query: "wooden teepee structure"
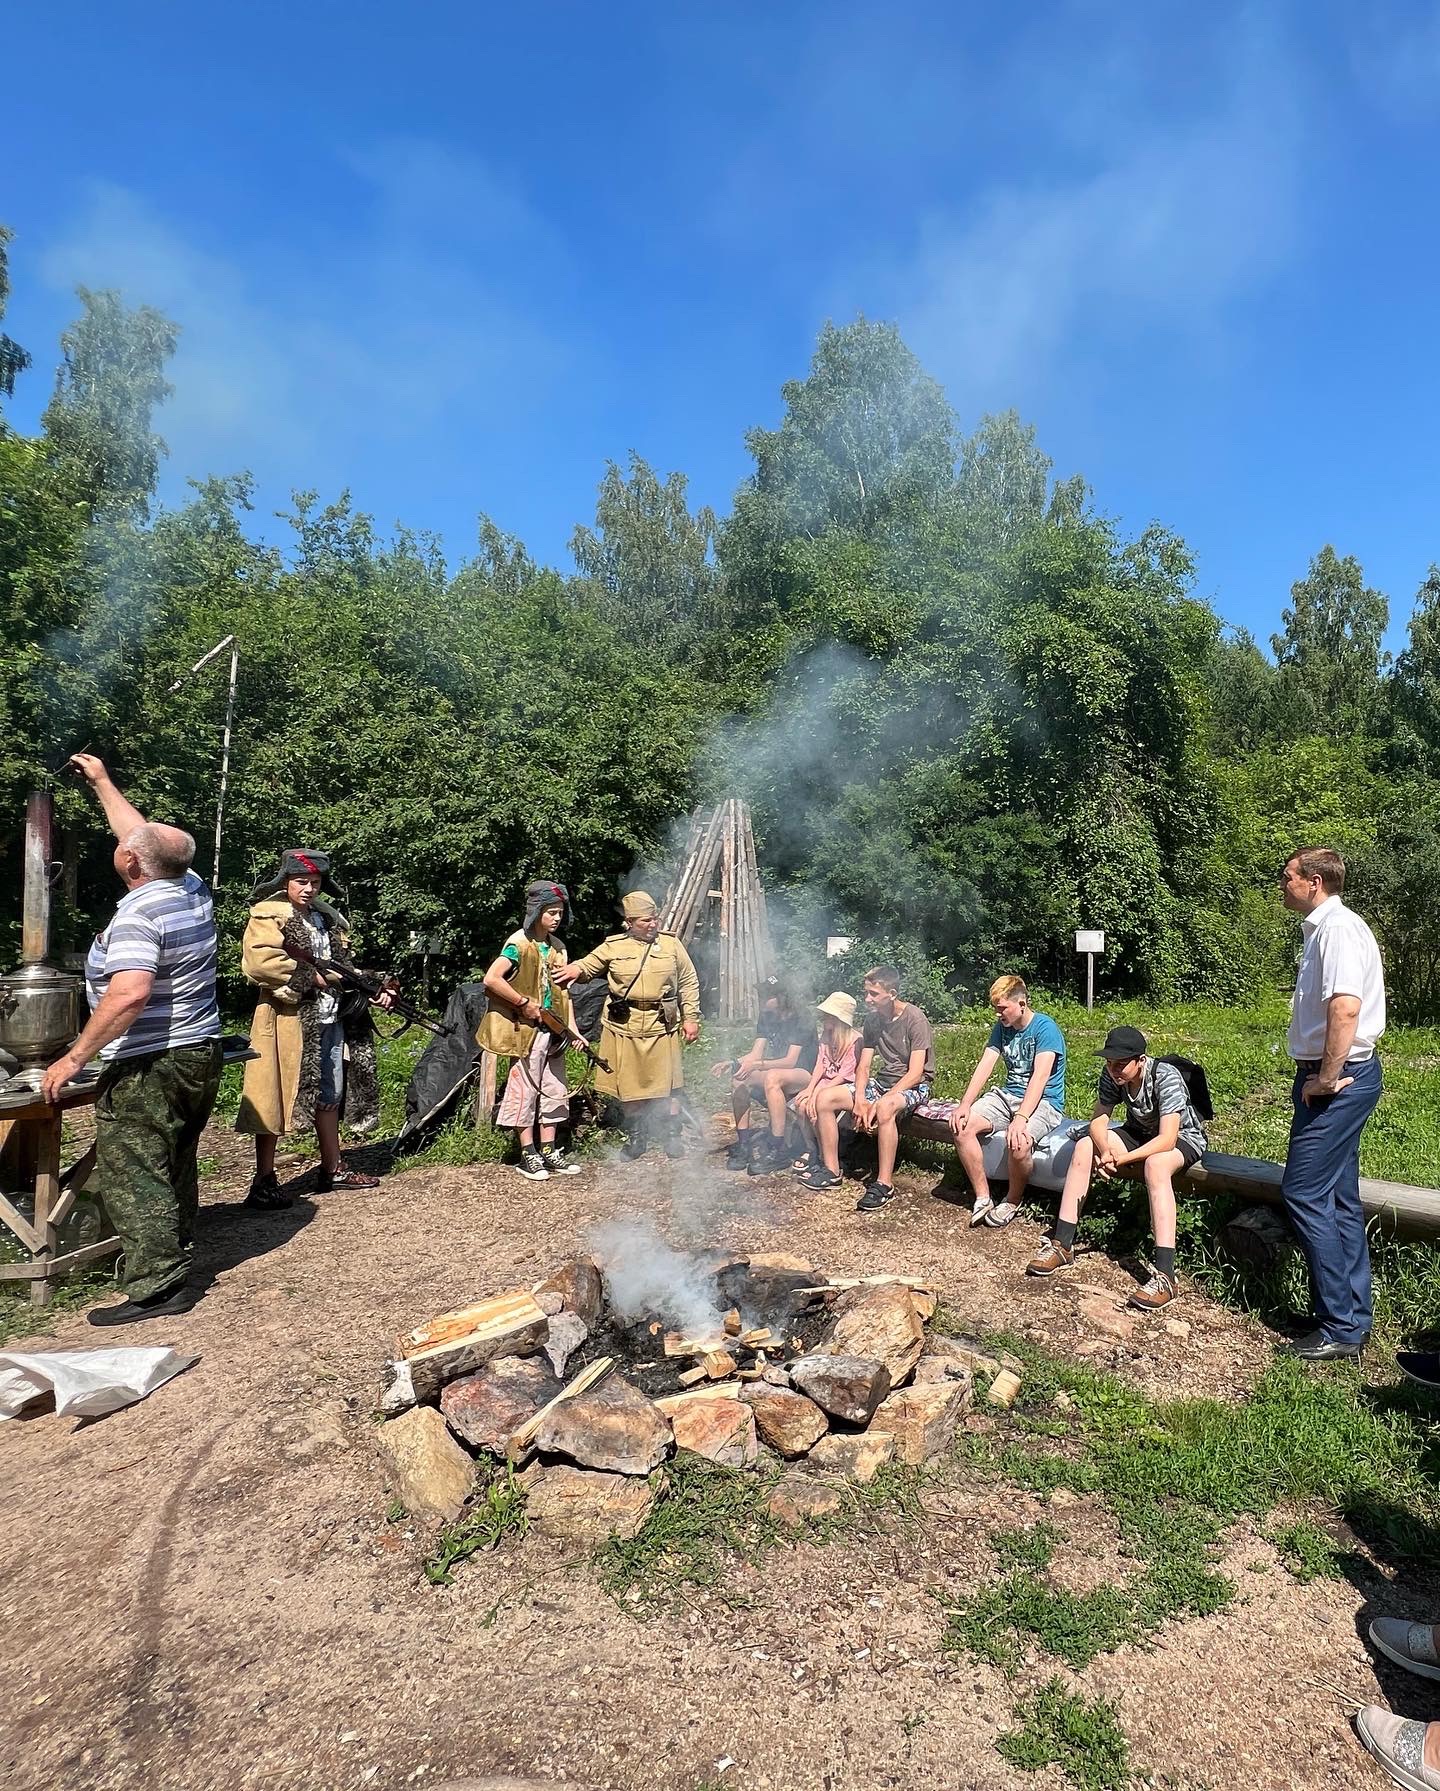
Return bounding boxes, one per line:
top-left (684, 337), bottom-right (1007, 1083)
top-left (661, 800), bottom-right (775, 1022)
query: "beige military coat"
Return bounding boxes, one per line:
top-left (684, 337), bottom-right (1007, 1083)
top-left (570, 929), bottom-right (701, 1102)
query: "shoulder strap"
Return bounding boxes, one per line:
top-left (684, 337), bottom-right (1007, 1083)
top-left (618, 937), bottom-right (656, 1001)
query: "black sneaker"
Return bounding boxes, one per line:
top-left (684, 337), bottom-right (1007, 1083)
top-left (88, 1284), bottom-right (198, 1326)
top-left (798, 1164), bottom-right (841, 1191)
top-left (516, 1147), bottom-right (550, 1180)
top-left (541, 1146), bottom-right (581, 1176)
top-left (856, 1181), bottom-right (896, 1212)
top-left (725, 1134), bottom-right (752, 1170)
top-left (244, 1172), bottom-right (293, 1210)
top-left (747, 1137), bottom-right (783, 1177)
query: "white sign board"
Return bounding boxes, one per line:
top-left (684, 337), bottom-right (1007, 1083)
top-left (1074, 930), bottom-right (1105, 955)
top-left (825, 935), bottom-right (854, 959)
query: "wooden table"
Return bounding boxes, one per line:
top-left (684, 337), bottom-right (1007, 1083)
top-left (0, 1040), bottom-right (255, 1309)
top-left (0, 1071), bottom-right (111, 1309)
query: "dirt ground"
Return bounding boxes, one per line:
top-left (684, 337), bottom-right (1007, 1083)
top-left (0, 1126), bottom-right (1428, 1791)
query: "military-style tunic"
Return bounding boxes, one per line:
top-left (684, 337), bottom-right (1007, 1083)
top-left (570, 929), bottom-right (701, 1102)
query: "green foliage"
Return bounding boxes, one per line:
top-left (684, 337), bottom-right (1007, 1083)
top-left (2, 252), bottom-right (1437, 1020)
top-left (997, 1680), bottom-right (1132, 1791)
top-left (1267, 1518), bottom-right (1345, 1582)
top-left (596, 1455), bottom-right (781, 1613)
top-left (423, 1463), bottom-right (529, 1585)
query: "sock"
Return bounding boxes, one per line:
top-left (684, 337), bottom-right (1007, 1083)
top-left (1154, 1245), bottom-right (1176, 1279)
top-left (1054, 1218), bottom-right (1078, 1249)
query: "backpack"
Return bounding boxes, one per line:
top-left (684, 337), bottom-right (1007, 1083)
top-left (1157, 1053), bottom-right (1214, 1124)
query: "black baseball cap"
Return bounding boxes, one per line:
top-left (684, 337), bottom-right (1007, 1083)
top-left (1096, 1025), bottom-right (1147, 1060)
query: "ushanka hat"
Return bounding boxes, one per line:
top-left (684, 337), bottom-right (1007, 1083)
top-left (523, 877), bottom-right (571, 933)
top-left (248, 848), bottom-right (341, 905)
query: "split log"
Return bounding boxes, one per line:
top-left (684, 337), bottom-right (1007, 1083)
top-left (506, 1356), bottom-right (613, 1460)
top-left (703, 1349), bottom-right (737, 1380)
top-left (676, 1364), bottom-right (709, 1387)
top-left (740, 1328), bottom-right (772, 1347)
top-left (723, 1308), bottom-right (742, 1336)
top-left (664, 1329), bottom-right (726, 1358)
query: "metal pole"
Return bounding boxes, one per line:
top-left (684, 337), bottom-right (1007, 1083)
top-left (1086, 952), bottom-right (1094, 1011)
top-left (212, 647), bottom-right (239, 888)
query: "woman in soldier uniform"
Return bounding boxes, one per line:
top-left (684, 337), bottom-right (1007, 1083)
top-left (555, 890), bottom-right (700, 1156)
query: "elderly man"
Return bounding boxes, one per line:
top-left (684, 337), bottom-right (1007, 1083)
top-left (555, 890), bottom-right (700, 1157)
top-left (1278, 846), bottom-right (1386, 1362)
top-left (41, 754), bottom-right (222, 1324)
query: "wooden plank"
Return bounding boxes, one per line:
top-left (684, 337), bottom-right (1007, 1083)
top-left (398, 1289), bottom-right (545, 1357)
top-left (30, 1111), bottom-right (62, 1309)
top-left (43, 1236), bottom-right (123, 1274)
top-left (48, 1143), bottom-right (99, 1235)
top-left (0, 1189), bottom-right (43, 1255)
top-left (473, 1050), bottom-right (498, 1131)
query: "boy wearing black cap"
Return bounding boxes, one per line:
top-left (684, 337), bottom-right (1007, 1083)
top-left (1026, 1025), bottom-right (1206, 1310)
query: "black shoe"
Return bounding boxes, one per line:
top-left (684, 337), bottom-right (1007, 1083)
top-left (515, 1147), bottom-right (550, 1181)
top-left (541, 1146), bottom-right (581, 1177)
top-left (1285, 1331), bottom-right (1365, 1362)
top-left (798, 1165), bottom-right (841, 1191)
top-left (1396, 1350), bottom-right (1440, 1390)
top-left (663, 1123), bottom-right (688, 1160)
top-left (747, 1137), bottom-right (783, 1177)
top-left (856, 1181), bottom-right (896, 1212)
top-left (725, 1134), bottom-right (752, 1170)
top-left (88, 1285), bottom-right (198, 1327)
top-left (244, 1172), bottom-right (293, 1210)
top-left (621, 1131), bottom-right (648, 1160)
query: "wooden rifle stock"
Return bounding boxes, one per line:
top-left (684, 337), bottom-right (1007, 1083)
top-left (279, 937), bottom-right (445, 1036)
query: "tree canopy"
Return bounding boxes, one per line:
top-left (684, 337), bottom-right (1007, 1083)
top-left (2, 234), bottom-right (1435, 1018)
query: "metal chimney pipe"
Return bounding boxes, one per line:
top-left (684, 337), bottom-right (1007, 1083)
top-left (21, 790), bottom-right (53, 965)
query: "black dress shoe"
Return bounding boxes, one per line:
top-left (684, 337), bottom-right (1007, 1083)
top-left (88, 1285), bottom-right (198, 1326)
top-left (1286, 1333), bottom-right (1365, 1362)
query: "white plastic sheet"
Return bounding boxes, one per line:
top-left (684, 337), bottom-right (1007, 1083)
top-left (0, 1346), bottom-right (197, 1420)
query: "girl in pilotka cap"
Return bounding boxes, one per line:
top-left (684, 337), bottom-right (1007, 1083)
top-left (479, 879), bottom-right (587, 1180)
top-left (235, 848), bottom-right (392, 1206)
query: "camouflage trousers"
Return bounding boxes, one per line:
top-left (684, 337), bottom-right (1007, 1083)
top-left (94, 1040), bottom-right (223, 1301)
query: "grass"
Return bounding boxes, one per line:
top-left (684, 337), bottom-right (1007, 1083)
top-left (943, 1331), bottom-right (1440, 1688)
top-left (997, 1679), bottom-right (1132, 1791)
top-left (593, 1452), bottom-right (926, 1614)
top-left (423, 1462), bottom-right (529, 1585)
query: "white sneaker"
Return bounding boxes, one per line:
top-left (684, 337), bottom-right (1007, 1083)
top-left (969, 1196), bottom-right (995, 1227)
top-left (984, 1201), bottom-right (1020, 1227)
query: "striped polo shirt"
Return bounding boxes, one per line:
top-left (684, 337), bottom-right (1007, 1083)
top-left (85, 870), bottom-right (221, 1061)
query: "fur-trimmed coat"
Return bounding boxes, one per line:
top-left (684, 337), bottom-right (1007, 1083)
top-left (234, 897), bottom-right (380, 1137)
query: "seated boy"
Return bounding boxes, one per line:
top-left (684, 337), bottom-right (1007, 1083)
top-left (714, 983), bottom-right (816, 1175)
top-left (948, 974), bottom-right (1065, 1227)
top-left (852, 966), bottom-right (934, 1213)
top-left (1026, 1024), bottom-right (1206, 1311)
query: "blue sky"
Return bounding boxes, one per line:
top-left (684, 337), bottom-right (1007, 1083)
top-left (4, 0), bottom-right (1439, 652)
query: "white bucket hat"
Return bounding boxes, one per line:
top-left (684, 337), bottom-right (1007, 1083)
top-left (816, 991), bottom-right (857, 1027)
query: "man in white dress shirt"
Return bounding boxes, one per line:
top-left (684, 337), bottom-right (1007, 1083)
top-left (1278, 846), bottom-right (1386, 1362)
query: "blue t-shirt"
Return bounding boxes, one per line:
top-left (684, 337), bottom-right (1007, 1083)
top-left (987, 1011), bottom-right (1066, 1110)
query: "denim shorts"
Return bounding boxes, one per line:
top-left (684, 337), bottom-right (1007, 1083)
top-left (864, 1078), bottom-right (932, 1112)
top-left (317, 1020), bottom-right (346, 1110)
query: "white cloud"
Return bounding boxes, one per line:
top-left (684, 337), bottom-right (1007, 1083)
top-left (38, 139), bottom-right (573, 512)
top-left (842, 15), bottom-right (1307, 411)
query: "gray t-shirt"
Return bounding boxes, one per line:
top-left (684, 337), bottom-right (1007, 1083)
top-left (861, 1003), bottom-right (934, 1090)
top-left (1098, 1057), bottom-right (1206, 1157)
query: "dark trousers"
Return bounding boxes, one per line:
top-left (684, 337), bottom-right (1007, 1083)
top-left (95, 1039), bottom-right (224, 1300)
top-left (1280, 1055), bottom-right (1382, 1345)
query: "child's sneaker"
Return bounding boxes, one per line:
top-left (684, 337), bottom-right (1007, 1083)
top-left (856, 1180), bottom-right (896, 1212)
top-left (798, 1164), bottom-right (841, 1191)
top-left (1026, 1237), bottom-right (1075, 1277)
top-left (541, 1146), bottom-right (580, 1176)
top-left (516, 1147), bottom-right (550, 1180)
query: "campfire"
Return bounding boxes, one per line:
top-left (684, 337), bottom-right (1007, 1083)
top-left (375, 1250), bottom-right (1023, 1543)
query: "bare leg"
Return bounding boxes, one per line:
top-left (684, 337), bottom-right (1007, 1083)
top-left (315, 1106), bottom-right (342, 1176)
top-left (1056, 1134), bottom-right (1096, 1226)
top-left (815, 1086), bottom-right (848, 1174)
top-left (1006, 1134), bottom-right (1035, 1205)
top-left (876, 1099), bottom-right (902, 1183)
top-left (954, 1120), bottom-right (994, 1202)
top-left (254, 1133), bottom-right (278, 1177)
top-left (1144, 1150), bottom-right (1183, 1251)
top-left (763, 1068), bottom-right (810, 1139)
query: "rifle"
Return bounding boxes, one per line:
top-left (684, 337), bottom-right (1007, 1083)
top-left (280, 936), bottom-right (446, 1037)
top-left (527, 999), bottom-right (611, 1075)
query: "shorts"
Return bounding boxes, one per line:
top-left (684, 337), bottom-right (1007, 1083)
top-left (863, 1079), bottom-right (932, 1112)
top-left (971, 1087), bottom-right (1062, 1144)
top-left (1109, 1123), bottom-right (1204, 1169)
top-left (316, 1020), bottom-right (346, 1110)
top-left (497, 1031), bottom-right (571, 1129)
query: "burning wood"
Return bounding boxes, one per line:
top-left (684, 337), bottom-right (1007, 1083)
top-left (702, 1349), bottom-right (737, 1380)
top-left (739, 1327), bottom-right (771, 1347)
top-left (722, 1308), bottom-right (742, 1336)
top-left (676, 1364), bottom-right (709, 1387)
top-left (663, 1329), bottom-right (727, 1358)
